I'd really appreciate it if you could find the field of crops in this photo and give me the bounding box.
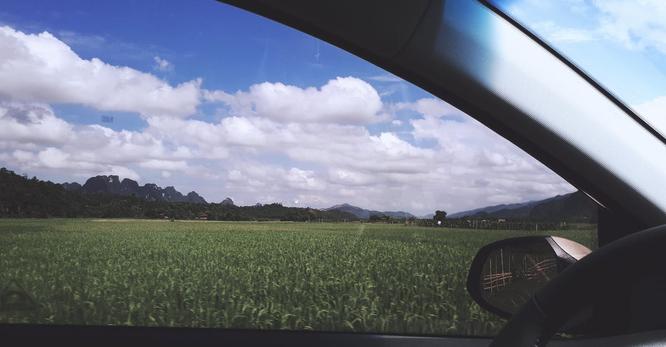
[0,219,596,336]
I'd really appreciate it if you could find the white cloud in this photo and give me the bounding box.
[153,56,173,72]
[0,102,72,145]
[405,100,572,212]
[37,147,70,169]
[0,100,194,182]
[144,95,571,213]
[0,23,574,214]
[520,1,666,52]
[328,168,375,186]
[0,93,574,215]
[0,26,200,118]
[285,168,326,191]
[367,73,403,83]
[396,97,463,118]
[220,116,269,146]
[139,159,189,171]
[12,149,35,163]
[205,77,384,124]
[102,165,140,181]
[593,0,666,54]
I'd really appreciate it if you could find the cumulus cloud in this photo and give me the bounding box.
[205,77,384,124]
[104,166,141,181]
[0,102,72,146]
[0,96,572,214]
[0,100,195,182]
[404,100,572,211]
[139,159,189,171]
[396,97,464,119]
[0,24,574,214]
[148,114,434,175]
[144,93,571,213]
[0,26,200,118]
[0,95,572,215]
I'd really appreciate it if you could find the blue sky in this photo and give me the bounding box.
[1,0,662,214]
[0,1,428,131]
[493,0,666,135]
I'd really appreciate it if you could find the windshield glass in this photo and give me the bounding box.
[489,0,666,138]
[0,0,598,337]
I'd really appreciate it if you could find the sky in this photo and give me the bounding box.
[0,1,662,215]
[495,0,666,137]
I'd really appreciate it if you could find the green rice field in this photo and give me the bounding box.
[0,219,596,336]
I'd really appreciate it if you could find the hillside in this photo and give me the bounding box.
[0,167,597,223]
[448,191,597,222]
[325,203,415,220]
[0,168,357,222]
[63,175,207,204]
[448,200,540,218]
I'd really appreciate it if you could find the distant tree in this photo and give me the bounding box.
[433,210,447,225]
[0,167,360,222]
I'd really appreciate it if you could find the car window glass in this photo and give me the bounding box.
[0,1,597,336]
[489,0,666,139]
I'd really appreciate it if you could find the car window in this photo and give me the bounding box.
[489,0,666,139]
[0,1,597,337]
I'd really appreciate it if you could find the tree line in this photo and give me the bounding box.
[0,168,356,222]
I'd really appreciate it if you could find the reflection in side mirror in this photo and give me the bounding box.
[466,236,591,318]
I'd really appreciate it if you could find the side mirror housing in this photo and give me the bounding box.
[467,236,591,318]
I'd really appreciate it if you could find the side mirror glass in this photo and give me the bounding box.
[466,236,591,318]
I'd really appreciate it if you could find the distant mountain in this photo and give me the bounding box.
[0,167,357,222]
[220,197,234,206]
[448,200,542,219]
[325,203,415,220]
[528,191,597,222]
[61,182,82,192]
[63,175,207,204]
[185,192,207,204]
[447,191,597,222]
[325,203,380,219]
[382,211,416,219]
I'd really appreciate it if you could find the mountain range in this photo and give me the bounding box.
[448,200,543,219]
[0,168,355,221]
[325,203,416,220]
[2,167,596,222]
[61,175,210,204]
[447,191,597,222]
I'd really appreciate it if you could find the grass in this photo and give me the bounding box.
[0,219,596,336]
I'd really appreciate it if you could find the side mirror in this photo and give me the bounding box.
[467,236,591,318]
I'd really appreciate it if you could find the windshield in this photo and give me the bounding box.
[0,0,598,337]
[489,0,666,139]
